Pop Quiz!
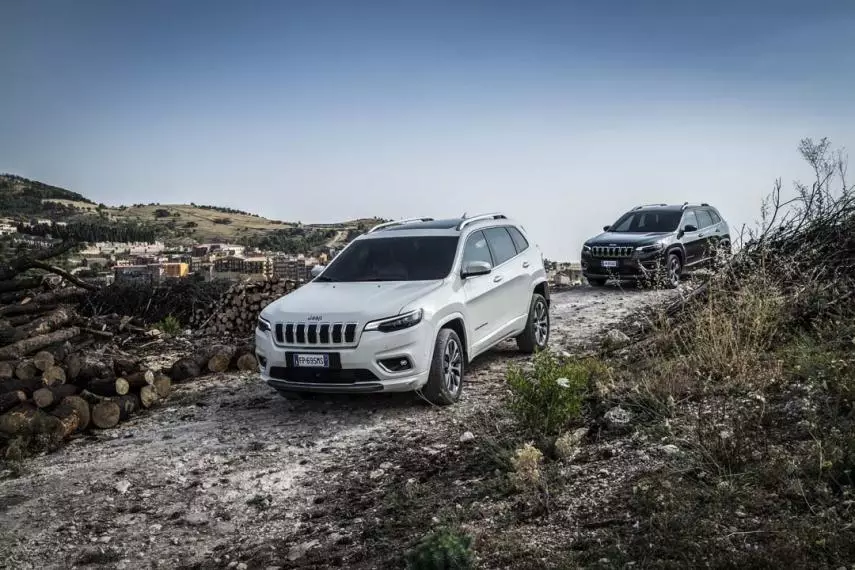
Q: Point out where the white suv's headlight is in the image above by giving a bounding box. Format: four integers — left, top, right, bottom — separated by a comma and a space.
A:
364, 308, 424, 333
256, 317, 271, 333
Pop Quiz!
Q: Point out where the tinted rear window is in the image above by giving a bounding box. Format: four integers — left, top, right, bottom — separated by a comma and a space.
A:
483, 227, 517, 266
507, 226, 529, 253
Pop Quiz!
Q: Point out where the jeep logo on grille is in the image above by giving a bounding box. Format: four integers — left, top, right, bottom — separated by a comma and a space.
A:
306, 315, 323, 321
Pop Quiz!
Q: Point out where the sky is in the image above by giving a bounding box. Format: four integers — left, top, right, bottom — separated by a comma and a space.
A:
2, 0, 855, 260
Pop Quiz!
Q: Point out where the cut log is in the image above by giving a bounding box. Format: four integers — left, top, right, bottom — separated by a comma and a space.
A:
207, 345, 237, 373
19, 307, 74, 337
90, 400, 120, 429
2, 375, 42, 397
0, 361, 13, 381
0, 302, 58, 317
236, 353, 258, 371
115, 393, 141, 421
60, 395, 90, 430
0, 327, 80, 361
14, 361, 38, 381
0, 404, 62, 436
0, 326, 26, 346
113, 357, 140, 377
0, 390, 26, 413
33, 350, 55, 372
169, 357, 201, 382
139, 385, 159, 408
153, 373, 172, 398
123, 369, 154, 390
65, 353, 82, 381
42, 365, 67, 387
76, 356, 113, 382
49, 399, 82, 439
29, 288, 86, 305
87, 377, 129, 397
33, 384, 79, 409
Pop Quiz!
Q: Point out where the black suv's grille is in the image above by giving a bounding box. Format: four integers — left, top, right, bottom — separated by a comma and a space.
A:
274, 322, 358, 346
269, 366, 377, 384
591, 246, 634, 258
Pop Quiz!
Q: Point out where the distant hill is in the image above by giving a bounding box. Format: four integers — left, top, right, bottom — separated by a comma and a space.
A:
0, 174, 383, 251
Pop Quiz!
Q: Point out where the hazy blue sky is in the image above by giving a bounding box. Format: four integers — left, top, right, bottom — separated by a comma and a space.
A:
2, 0, 854, 259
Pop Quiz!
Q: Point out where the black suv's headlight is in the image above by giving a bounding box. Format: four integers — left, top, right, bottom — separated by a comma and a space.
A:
582, 245, 592, 254
364, 309, 424, 333
256, 317, 271, 333
636, 243, 664, 254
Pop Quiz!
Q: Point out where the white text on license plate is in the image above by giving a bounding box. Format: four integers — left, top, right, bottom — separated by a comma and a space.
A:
294, 354, 329, 368
601, 260, 618, 268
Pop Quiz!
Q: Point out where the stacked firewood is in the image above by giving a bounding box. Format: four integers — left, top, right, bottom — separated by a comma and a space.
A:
167, 342, 258, 381
191, 277, 298, 336
0, 346, 172, 442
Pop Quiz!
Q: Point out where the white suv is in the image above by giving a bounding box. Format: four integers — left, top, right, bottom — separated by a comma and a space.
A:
255, 213, 550, 405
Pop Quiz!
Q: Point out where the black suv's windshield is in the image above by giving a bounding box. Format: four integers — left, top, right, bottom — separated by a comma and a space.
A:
610, 209, 682, 233
317, 236, 459, 282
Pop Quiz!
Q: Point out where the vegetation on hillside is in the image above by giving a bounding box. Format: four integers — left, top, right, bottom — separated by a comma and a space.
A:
17, 219, 158, 244
240, 226, 336, 254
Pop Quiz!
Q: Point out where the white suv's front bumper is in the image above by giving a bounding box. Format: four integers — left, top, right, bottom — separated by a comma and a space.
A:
254, 322, 434, 394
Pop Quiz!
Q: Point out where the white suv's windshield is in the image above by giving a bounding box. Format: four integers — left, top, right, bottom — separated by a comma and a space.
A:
316, 235, 460, 282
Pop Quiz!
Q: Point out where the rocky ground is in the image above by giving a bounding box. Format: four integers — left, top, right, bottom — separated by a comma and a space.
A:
0, 283, 682, 569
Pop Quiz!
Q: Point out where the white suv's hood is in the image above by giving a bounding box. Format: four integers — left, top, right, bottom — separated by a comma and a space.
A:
261, 280, 443, 323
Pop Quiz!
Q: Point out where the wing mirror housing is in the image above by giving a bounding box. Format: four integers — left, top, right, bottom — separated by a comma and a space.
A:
603, 225, 611, 232
461, 260, 492, 278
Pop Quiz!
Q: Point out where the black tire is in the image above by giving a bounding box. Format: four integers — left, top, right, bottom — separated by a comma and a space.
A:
664, 252, 682, 289
421, 328, 464, 405
516, 293, 550, 353
587, 278, 607, 287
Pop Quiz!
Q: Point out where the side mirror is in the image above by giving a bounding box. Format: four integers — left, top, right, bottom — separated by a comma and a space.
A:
310, 264, 325, 278
684, 224, 698, 233
603, 225, 611, 232
461, 260, 492, 278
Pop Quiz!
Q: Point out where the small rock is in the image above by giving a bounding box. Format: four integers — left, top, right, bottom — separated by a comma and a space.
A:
379, 462, 393, 470
604, 406, 631, 429
183, 511, 209, 526
659, 444, 681, 456
459, 431, 475, 443
114, 480, 131, 494
369, 469, 385, 480
288, 540, 319, 561
603, 329, 630, 349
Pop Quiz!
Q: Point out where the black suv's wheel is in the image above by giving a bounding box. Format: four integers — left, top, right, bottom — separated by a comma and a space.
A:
422, 328, 464, 405
665, 252, 682, 289
517, 293, 550, 353
588, 278, 607, 287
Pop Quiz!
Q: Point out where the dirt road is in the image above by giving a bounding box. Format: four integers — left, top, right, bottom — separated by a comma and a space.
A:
0, 284, 680, 569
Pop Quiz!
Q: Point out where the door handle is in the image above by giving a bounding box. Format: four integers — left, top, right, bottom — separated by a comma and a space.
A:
493, 275, 503, 283
522, 261, 530, 268
698, 233, 705, 238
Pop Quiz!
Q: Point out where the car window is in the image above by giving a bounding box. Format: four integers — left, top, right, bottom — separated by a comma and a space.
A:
696, 209, 714, 229
682, 210, 699, 231
483, 227, 517, 266
320, 236, 459, 282
707, 209, 722, 224
462, 230, 493, 266
507, 226, 529, 253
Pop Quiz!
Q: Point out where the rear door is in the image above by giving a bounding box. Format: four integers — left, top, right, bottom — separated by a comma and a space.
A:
694, 208, 716, 263
460, 230, 501, 350
680, 209, 704, 266
482, 226, 529, 338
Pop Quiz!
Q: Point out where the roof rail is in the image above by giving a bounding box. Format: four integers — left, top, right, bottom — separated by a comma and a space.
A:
632, 203, 668, 210
367, 217, 434, 233
701, 202, 709, 207
455, 212, 507, 230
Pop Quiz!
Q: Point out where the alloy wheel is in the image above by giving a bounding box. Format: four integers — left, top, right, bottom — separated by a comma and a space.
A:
442, 338, 462, 393
533, 299, 549, 347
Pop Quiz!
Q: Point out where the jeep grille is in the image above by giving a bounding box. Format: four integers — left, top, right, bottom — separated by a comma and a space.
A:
592, 246, 634, 258
274, 322, 358, 346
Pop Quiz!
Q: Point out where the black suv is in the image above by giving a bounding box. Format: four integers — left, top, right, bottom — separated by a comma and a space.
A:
581, 203, 731, 288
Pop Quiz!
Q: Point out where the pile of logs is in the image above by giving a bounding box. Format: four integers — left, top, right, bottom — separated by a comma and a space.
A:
0, 349, 172, 445
192, 277, 298, 336
167, 341, 258, 381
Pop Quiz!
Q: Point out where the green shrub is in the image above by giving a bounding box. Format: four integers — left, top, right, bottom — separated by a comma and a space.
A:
155, 314, 181, 336
506, 349, 599, 436
405, 526, 474, 570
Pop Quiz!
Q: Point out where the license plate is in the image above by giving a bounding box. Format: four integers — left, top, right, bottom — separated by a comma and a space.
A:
293, 354, 329, 368
601, 260, 618, 268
